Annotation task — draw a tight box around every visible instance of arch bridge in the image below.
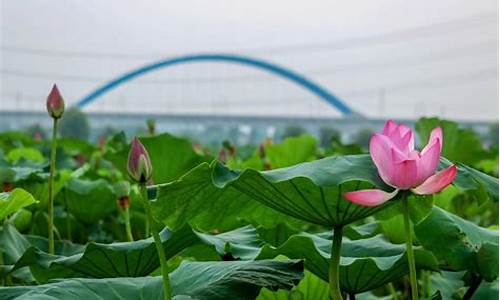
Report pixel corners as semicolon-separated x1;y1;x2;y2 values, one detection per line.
76;53;359;116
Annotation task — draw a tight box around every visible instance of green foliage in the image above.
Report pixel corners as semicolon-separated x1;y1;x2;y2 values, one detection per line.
415;206;498;281
416;117;495;166
152;162;301;232
319;127;341;148
0;116;498;299
59;107;90;140
6;148;45;164
256;232;439;294
352;128;373;149
281;125;307;140
1;223;197;281
63;178;116;223
1;260;302;300
0;189;37;220
0;131;35;152
211;155;393;227
10;209;32;232
258;271;329;300
170;260;303;299
266;135;317;168
24;123;46;140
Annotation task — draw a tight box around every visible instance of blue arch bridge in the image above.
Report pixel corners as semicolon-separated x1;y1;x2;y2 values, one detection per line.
75;53;358;116
0;53;491;143
75;53;370;143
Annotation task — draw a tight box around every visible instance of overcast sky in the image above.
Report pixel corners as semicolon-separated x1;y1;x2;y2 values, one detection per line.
1;0;498;121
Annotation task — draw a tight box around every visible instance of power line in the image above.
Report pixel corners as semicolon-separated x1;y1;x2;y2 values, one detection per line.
342;68;498;97
253;13;498;55
1;13;496;60
1;40;496;84
2;68;497;104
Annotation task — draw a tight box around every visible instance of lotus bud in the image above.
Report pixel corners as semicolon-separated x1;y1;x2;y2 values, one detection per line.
218;148;227;163
46;84;65;119
127;137;153;183
2;182;14;192
33;132;43;142
192;143;202;154
0;169;15;192
222;140;236;156
98;136;107;149
258;144;266;159
113;181;131;210
146;119;156;136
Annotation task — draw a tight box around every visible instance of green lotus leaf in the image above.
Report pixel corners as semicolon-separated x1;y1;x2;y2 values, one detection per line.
153;154;497;231
63;178;116;223
210;155;394;227
171;259;303;299
195;225;264;260
0;223;198;282
0;166;46;183
415;206;499;281
256;232;439;294
265;135;317;168
440;157;499;203
0;188;37;220
57;137;97;158
0;260;303;300
257;270;329;300
6;148;45;164
0;224;273;283
151;162;302;232
416;117;495;166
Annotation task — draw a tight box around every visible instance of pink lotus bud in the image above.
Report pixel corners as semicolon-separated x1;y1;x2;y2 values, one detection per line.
98;136;107;149
218;148;227;162
3;182;14;192
117;196;130;210
46;84;65;119
33;132;43;142
127;137;153;183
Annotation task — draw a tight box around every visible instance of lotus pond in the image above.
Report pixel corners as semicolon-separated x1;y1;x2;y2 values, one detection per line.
0;88;498;300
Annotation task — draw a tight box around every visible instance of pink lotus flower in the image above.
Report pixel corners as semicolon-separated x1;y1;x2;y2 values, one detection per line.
127;137;153;183
46;84;65;119
344;120;457;206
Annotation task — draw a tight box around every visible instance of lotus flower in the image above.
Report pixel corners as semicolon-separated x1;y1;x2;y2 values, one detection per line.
127;137;153;183
344;120;457;206
46;84;65;119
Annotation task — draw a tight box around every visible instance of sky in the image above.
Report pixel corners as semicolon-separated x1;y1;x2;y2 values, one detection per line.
1;0;498;121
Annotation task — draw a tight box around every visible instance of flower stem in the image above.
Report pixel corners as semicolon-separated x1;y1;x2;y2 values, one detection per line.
48;118;58;255
0;248;4;286
329;226;344;300
140;184;171;300
145;215;150;238
386;282;399;300
402;195;418;300
462;274;482;300
124;206;134;242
